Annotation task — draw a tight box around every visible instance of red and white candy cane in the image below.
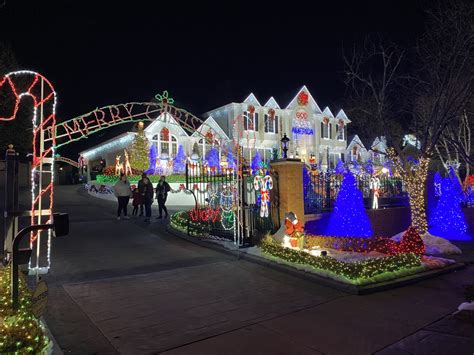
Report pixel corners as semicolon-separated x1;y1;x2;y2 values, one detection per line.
0;70;57;271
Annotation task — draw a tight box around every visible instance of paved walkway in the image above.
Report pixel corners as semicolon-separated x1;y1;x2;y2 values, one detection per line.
31;186;474;354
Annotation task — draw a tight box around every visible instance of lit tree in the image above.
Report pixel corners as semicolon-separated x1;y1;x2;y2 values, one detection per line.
129;122;150;172
227;150;236;170
173;145;186;174
251;151;262;173
429;168;469;239
146;144;158;174
335;159;345;174
325;170;373;237
206;147;220;170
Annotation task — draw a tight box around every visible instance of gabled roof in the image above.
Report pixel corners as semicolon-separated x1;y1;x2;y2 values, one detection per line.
285;85;322;113
191;116;230;141
346;134;367;151
336;109;351;122
144;112;189;137
322;106;335;118
243;93;261;106
263;97;280;109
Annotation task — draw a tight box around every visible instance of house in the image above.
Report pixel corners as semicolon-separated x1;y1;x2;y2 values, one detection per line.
79;86;352;174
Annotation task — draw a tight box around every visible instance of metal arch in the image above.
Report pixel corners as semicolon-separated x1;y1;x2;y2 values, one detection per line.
49;101;213;148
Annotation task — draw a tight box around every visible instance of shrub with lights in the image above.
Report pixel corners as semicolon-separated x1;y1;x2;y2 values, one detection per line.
0;267;50;353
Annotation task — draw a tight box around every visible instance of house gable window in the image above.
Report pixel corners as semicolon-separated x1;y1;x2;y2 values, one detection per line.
264;114;279;133
321;117;330;139
152;127;178;157
243;111;259;131
336;120;346;140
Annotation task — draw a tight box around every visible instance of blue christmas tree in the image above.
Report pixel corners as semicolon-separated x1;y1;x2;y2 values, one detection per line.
365;159;374;175
251;151;262;173
145;144;158;175
429;169;470;240
227;150;236;170
325;170;373;237
173;145;186;174
206;147;220;172
335;159;345;174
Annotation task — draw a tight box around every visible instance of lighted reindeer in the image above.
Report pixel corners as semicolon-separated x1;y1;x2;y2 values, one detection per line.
124;150;132;176
115;155;123;176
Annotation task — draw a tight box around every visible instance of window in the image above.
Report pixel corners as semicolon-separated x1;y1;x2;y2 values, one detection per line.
264;114;279;133
152;127;179;157
199;137;220;158
336;120;346;140
244;111;258;131
321;121;329;139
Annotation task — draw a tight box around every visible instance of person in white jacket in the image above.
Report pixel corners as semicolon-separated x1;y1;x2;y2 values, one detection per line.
114;173;132;220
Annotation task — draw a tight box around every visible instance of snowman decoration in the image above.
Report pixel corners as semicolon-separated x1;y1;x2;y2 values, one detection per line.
369;176;381;209
253;171;273;218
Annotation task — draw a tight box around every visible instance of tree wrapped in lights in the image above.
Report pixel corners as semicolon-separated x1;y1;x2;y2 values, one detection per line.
429;169;469;239
325;170;373;237
173;145;186;174
335;159;345;174
129;122;150;172
388;148;430;234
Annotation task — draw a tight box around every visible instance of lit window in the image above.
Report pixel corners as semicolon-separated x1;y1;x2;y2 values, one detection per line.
264;114;279;133
244;111;258;131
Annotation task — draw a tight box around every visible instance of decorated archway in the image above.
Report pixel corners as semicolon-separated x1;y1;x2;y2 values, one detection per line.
0;71;218;272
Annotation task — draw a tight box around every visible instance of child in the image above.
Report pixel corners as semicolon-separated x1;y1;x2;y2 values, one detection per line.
132;187;141;216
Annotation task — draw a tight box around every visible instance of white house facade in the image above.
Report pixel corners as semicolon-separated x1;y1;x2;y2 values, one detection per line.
79;86;353;172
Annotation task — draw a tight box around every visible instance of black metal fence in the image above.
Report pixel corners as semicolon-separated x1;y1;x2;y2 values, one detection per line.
304;168;407;214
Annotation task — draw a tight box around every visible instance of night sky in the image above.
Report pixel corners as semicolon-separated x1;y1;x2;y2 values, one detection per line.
0;0;427;157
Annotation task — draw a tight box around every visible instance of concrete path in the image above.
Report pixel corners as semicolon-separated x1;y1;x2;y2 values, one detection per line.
33;186;474;354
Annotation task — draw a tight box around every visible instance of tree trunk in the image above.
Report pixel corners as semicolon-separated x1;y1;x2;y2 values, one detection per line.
404;158;430;235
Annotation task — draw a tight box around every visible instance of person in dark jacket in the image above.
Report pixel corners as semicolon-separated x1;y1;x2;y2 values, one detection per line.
141;177;154;222
137;172;147;216
155;175;171;219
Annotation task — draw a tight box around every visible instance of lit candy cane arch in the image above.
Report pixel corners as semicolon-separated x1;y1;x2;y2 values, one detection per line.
0;71;216;271
0;71;57;273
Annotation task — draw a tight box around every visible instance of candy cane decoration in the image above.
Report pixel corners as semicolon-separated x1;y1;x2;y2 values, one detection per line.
0;70;57;272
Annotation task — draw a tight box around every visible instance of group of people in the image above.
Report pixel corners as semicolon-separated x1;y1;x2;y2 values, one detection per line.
113;172;171;222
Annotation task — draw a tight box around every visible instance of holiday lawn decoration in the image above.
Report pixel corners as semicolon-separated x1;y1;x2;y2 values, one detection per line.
129;121;150;172
253;166;273;218
282;212;304;249
115;155;123;175
124;150;132;175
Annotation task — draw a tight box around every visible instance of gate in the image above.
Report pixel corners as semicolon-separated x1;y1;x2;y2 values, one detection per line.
241;168;280;246
304;166;407;214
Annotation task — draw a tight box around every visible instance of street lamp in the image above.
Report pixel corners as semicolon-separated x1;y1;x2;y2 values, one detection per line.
281;133;290;159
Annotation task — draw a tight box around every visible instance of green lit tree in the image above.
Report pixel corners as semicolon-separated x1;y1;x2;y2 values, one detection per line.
129;122;150;172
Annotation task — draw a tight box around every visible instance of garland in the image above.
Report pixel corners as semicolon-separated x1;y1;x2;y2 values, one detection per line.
0;267;49;353
304;227;425;255
261;237;421;280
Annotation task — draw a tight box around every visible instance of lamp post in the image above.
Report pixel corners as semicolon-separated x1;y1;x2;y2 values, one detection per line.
281;133;290;159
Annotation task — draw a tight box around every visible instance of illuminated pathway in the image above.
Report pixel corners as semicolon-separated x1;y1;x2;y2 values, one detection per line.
43;186;474;354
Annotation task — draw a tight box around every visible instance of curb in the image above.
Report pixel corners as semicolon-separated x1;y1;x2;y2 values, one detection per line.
40;317;63;355
166;226;466;295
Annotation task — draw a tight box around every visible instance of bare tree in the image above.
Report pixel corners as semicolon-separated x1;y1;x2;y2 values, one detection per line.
344;0;474;235
342;36;405;146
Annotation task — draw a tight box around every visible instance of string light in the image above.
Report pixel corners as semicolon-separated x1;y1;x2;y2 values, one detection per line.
261;236;421;282
388;148;429;234
0;71;57;272
0;267;49;353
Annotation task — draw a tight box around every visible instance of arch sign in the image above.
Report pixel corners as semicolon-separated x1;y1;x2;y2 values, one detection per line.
0;70;210;272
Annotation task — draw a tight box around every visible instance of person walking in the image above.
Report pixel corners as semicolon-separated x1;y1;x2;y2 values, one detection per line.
137;172;148;216
156;175;171;219
114;173;132;220
142;177;154;222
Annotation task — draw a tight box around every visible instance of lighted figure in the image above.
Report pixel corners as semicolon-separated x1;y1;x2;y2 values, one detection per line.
158;152;171;176
253;171;273;217
282;212;304;249
115;155;123;176
123;150;132;176
370;176;380;209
